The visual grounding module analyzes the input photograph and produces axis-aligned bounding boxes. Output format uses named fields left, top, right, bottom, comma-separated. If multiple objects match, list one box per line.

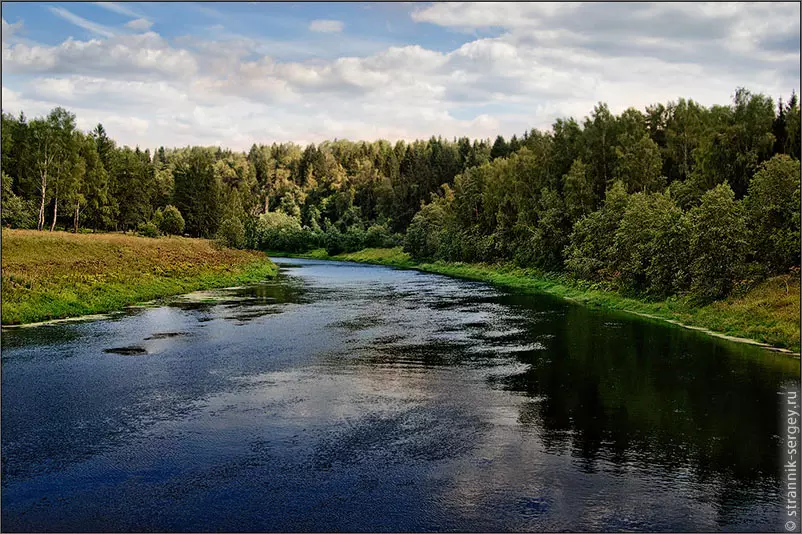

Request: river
left=2, top=257, right=799, bottom=532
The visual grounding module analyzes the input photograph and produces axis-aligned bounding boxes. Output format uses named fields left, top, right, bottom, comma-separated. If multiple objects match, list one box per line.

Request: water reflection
left=1, top=257, right=798, bottom=532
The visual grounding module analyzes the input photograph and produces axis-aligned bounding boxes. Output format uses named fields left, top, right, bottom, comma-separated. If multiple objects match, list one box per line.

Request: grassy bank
left=277, top=247, right=800, bottom=353
left=2, top=229, right=277, bottom=325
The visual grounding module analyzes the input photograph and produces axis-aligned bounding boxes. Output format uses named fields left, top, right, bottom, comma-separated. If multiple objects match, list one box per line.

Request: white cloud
left=48, top=6, right=116, bottom=38
left=125, top=18, right=154, bottom=32
left=2, top=18, right=24, bottom=41
left=1, top=3, right=798, bottom=151
left=95, top=2, right=143, bottom=19
left=3, top=32, right=198, bottom=79
left=309, top=19, right=344, bottom=33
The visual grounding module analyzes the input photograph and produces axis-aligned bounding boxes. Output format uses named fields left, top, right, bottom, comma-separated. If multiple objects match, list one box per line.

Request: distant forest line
left=2, top=87, right=800, bottom=301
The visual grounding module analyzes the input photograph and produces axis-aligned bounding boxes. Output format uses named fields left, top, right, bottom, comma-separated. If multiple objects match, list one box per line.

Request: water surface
left=2, top=258, right=799, bottom=532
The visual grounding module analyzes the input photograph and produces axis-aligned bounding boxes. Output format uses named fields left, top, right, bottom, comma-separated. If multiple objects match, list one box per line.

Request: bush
left=253, top=211, right=320, bottom=252
left=364, top=224, right=394, bottom=249
left=137, top=221, right=161, bottom=238
left=216, top=217, right=246, bottom=249
left=151, top=208, right=164, bottom=229
left=1, top=173, right=38, bottom=229
left=159, top=205, right=185, bottom=236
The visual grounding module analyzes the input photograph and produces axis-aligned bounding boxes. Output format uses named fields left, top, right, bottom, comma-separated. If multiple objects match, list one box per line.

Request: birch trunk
left=50, top=188, right=58, bottom=232
left=37, top=171, right=47, bottom=231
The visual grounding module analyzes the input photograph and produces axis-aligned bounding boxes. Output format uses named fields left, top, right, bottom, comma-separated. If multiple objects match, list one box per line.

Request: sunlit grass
left=282, top=246, right=800, bottom=353
left=2, top=229, right=277, bottom=325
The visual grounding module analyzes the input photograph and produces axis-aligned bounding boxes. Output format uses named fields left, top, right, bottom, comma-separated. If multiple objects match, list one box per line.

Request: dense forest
left=2, top=87, right=800, bottom=302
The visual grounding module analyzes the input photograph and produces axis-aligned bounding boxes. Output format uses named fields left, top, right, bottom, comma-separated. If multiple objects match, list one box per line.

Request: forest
left=2, top=87, right=800, bottom=302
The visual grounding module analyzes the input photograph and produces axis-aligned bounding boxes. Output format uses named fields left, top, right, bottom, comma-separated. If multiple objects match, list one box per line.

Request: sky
left=1, top=2, right=800, bottom=151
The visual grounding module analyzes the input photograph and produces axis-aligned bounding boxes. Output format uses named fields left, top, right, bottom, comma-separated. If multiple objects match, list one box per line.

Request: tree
left=685, top=184, right=748, bottom=300
left=173, top=147, right=220, bottom=237
left=612, top=191, right=689, bottom=295
left=563, top=159, right=594, bottom=222
left=404, top=199, right=447, bottom=261
left=744, top=155, right=801, bottom=273
left=29, top=108, right=77, bottom=230
left=517, top=187, right=571, bottom=270
left=73, top=133, right=109, bottom=232
left=564, top=181, right=629, bottom=281
left=490, top=135, right=510, bottom=160
left=615, top=134, right=665, bottom=193
left=159, top=205, right=185, bottom=235
left=216, top=217, right=246, bottom=249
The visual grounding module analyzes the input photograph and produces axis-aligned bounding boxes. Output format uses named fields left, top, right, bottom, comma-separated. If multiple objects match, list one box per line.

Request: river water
left=2, top=258, right=799, bottom=532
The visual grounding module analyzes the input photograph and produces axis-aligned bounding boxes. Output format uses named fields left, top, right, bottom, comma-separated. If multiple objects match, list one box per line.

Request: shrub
left=744, top=154, right=801, bottom=274
left=1, top=173, right=38, bottom=229
left=253, top=211, right=320, bottom=252
left=216, top=217, right=246, bottom=249
left=151, top=208, right=164, bottom=229
left=137, top=221, right=161, bottom=238
left=159, top=205, right=185, bottom=236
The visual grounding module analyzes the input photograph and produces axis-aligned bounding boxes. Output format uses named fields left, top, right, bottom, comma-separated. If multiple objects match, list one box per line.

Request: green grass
left=2, top=229, right=278, bottom=325
left=276, top=247, right=800, bottom=353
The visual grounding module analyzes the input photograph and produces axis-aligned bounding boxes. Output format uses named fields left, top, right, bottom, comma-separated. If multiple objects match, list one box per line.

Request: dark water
left=2, top=258, right=799, bottom=532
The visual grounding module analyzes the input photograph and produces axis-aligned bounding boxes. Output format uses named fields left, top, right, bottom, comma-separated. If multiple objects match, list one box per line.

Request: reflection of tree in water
left=236, top=273, right=310, bottom=305
left=496, top=302, right=798, bottom=515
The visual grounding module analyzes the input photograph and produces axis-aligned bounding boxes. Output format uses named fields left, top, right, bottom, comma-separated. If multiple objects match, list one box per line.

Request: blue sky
left=2, top=2, right=799, bottom=150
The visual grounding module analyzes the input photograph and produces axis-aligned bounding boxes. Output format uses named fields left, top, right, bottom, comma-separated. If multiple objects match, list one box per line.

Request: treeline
left=2, top=109, right=499, bottom=242
left=405, top=88, right=801, bottom=300
left=2, top=87, right=800, bottom=301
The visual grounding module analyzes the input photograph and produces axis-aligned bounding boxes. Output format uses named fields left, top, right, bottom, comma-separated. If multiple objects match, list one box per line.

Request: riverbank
left=2, top=229, right=277, bottom=325
left=274, top=247, right=800, bottom=354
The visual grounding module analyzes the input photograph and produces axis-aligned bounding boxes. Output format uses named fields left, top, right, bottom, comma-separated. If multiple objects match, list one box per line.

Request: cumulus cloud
left=3, top=32, right=198, bottom=79
left=309, top=19, right=344, bottom=33
left=1, top=2, right=798, bottom=150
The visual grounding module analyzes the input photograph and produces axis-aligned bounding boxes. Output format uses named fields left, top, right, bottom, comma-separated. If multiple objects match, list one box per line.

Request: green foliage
left=564, top=181, right=629, bottom=281
left=2, top=89, right=798, bottom=305
left=515, top=187, right=570, bottom=270
left=686, top=184, right=749, bottom=301
left=744, top=154, right=801, bottom=273
left=159, top=205, right=185, bottom=235
left=2, top=173, right=38, bottom=228
left=253, top=211, right=318, bottom=253
left=173, top=147, right=220, bottom=237
left=563, top=159, right=594, bottom=221
left=404, top=202, right=447, bottom=261
left=216, top=217, right=246, bottom=249
left=137, top=221, right=160, bottom=238
left=612, top=191, right=688, bottom=296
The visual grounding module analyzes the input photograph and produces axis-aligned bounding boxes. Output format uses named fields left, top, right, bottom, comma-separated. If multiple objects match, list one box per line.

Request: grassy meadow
left=2, top=229, right=277, bottom=325
left=278, top=247, right=801, bottom=353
